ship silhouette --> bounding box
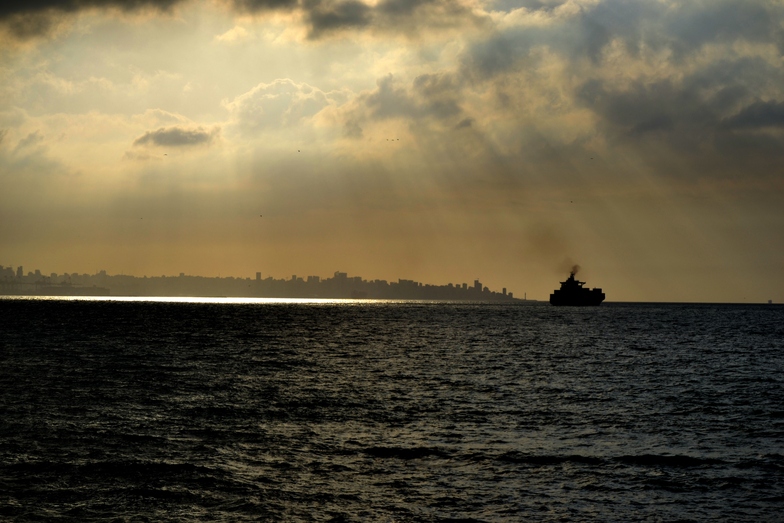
[550,271,605,306]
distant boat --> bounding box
[550,271,605,306]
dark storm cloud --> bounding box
[453,0,784,168]
[0,0,182,19]
[378,0,427,16]
[2,0,483,41]
[0,0,184,39]
[0,0,296,23]
[235,0,481,31]
[460,1,663,77]
[569,0,783,61]
[301,0,483,38]
[573,75,784,163]
[0,0,186,40]
[665,0,784,57]
[722,101,784,130]
[303,0,372,37]
[412,73,462,120]
[347,73,465,133]
[133,126,218,147]
[343,73,475,144]
[575,79,707,137]
[376,0,471,21]
[231,0,299,10]
[573,47,784,144]
[462,0,784,79]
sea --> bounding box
[1,297,782,522]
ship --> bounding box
[550,270,605,306]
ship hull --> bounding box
[549,289,605,306]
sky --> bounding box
[1,0,783,302]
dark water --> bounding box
[1,298,783,522]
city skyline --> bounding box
[1,262,521,300]
[2,1,783,303]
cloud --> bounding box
[571,56,784,160]
[454,117,473,129]
[0,0,182,18]
[14,130,45,152]
[232,0,299,11]
[233,0,488,39]
[347,73,465,128]
[304,0,372,37]
[307,0,486,38]
[722,100,784,130]
[1,0,487,42]
[0,0,184,40]
[462,0,784,77]
[225,79,341,134]
[440,0,784,172]
[215,24,251,42]
[132,125,219,147]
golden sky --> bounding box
[1,0,783,302]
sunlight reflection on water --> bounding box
[0,295,404,305]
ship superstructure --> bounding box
[550,271,605,306]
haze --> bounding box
[2,0,783,302]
